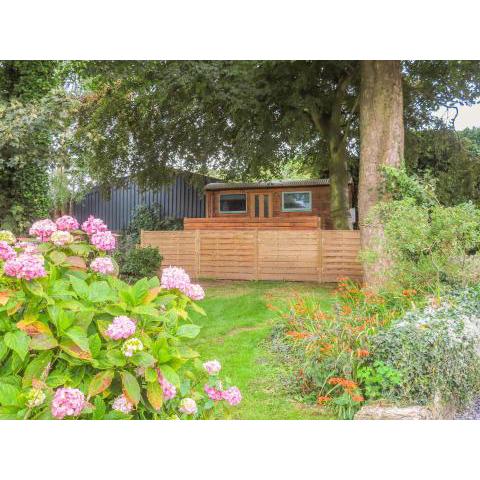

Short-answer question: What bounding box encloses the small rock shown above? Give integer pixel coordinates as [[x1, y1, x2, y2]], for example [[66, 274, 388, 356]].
[[355, 405, 432, 420]]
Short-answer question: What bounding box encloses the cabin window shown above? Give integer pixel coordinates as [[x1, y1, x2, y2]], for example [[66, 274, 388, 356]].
[[219, 193, 247, 213], [281, 191, 312, 212]]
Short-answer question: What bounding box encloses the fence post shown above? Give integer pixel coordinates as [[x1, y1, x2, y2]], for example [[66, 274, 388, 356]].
[[317, 229, 323, 283], [195, 229, 201, 279], [254, 229, 259, 280]]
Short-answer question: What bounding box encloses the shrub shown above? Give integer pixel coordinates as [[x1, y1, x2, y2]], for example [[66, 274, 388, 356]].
[[117, 246, 163, 283], [371, 287, 480, 410], [366, 168, 480, 292], [115, 204, 182, 282], [125, 204, 182, 244], [0, 215, 240, 420]]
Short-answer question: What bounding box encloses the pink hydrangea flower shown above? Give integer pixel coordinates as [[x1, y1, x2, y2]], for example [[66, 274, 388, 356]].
[[90, 256, 115, 275], [179, 398, 197, 415], [51, 387, 85, 419], [29, 219, 57, 242], [161, 266, 192, 292], [4, 254, 46, 280], [204, 382, 224, 401], [50, 230, 74, 246], [112, 394, 134, 414], [186, 283, 205, 301], [81, 215, 108, 235], [105, 316, 136, 340], [203, 360, 221, 375], [158, 373, 177, 400], [15, 241, 39, 255], [91, 230, 116, 251], [56, 215, 79, 231], [0, 241, 16, 261], [222, 386, 242, 406]]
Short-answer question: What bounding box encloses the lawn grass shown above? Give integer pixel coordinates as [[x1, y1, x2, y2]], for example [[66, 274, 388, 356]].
[[190, 280, 335, 420]]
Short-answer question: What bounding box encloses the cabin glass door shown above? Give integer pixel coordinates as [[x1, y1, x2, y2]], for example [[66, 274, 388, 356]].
[[250, 193, 272, 218]]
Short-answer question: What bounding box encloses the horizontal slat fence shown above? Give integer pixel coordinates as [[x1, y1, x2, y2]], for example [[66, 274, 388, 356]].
[[141, 229, 363, 283]]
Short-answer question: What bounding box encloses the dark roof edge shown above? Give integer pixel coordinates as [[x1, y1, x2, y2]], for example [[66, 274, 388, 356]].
[[204, 178, 353, 191]]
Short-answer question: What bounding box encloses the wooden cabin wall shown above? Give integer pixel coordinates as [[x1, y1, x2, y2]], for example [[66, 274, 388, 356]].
[[205, 185, 353, 229]]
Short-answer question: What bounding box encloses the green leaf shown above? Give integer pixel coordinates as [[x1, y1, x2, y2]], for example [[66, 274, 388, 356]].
[[131, 279, 150, 304], [65, 326, 90, 352], [22, 351, 53, 387], [132, 305, 160, 317], [88, 370, 115, 398], [189, 301, 206, 316], [24, 281, 45, 298], [0, 382, 20, 406], [0, 339, 8, 363], [145, 367, 158, 383], [130, 351, 156, 368], [104, 305, 126, 316], [88, 281, 115, 303], [93, 396, 106, 420], [49, 251, 67, 265], [175, 345, 200, 359], [60, 339, 92, 360], [105, 349, 126, 367], [29, 333, 58, 351], [176, 324, 201, 339], [146, 381, 163, 410], [69, 275, 89, 299], [69, 243, 93, 257], [88, 334, 102, 358], [158, 365, 180, 388], [4, 330, 30, 360], [120, 370, 141, 406]]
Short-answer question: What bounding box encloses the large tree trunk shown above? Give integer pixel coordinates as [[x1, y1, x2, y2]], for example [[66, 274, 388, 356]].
[[358, 60, 404, 288], [328, 137, 351, 229]]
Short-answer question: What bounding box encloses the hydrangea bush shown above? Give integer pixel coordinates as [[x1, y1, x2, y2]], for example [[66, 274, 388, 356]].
[[0, 215, 240, 420]]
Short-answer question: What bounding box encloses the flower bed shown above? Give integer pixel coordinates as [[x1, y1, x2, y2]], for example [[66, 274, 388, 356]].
[[274, 279, 480, 418], [0, 216, 240, 419]]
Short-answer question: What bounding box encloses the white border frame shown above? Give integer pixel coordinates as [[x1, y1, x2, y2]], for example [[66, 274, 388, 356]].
[[281, 191, 312, 212], [219, 193, 248, 214]]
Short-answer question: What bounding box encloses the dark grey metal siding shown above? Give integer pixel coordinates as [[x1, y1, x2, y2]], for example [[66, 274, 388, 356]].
[[73, 175, 212, 232]]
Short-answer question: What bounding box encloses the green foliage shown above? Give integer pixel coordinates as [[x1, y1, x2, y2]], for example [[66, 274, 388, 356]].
[[0, 61, 76, 231], [405, 128, 480, 206], [114, 204, 181, 283], [0, 222, 237, 420], [116, 246, 162, 284], [124, 204, 182, 244], [371, 168, 480, 292], [356, 361, 402, 401], [372, 288, 480, 409]]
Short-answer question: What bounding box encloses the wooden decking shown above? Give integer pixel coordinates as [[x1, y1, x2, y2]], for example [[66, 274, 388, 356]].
[[183, 216, 322, 230]]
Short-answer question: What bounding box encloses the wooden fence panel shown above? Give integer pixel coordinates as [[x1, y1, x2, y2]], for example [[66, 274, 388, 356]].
[[141, 229, 363, 283], [141, 230, 198, 279], [321, 230, 363, 282], [257, 231, 320, 281]]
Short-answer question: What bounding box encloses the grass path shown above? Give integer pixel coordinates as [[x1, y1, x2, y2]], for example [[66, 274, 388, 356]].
[[191, 280, 334, 420]]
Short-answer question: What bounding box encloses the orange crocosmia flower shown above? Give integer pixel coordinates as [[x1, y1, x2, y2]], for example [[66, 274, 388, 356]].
[[351, 394, 364, 402], [327, 377, 344, 385], [356, 349, 370, 358], [317, 395, 331, 405], [341, 305, 352, 315]]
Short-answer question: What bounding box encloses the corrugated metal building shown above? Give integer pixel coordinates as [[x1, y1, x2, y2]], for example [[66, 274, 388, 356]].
[[73, 174, 215, 232]]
